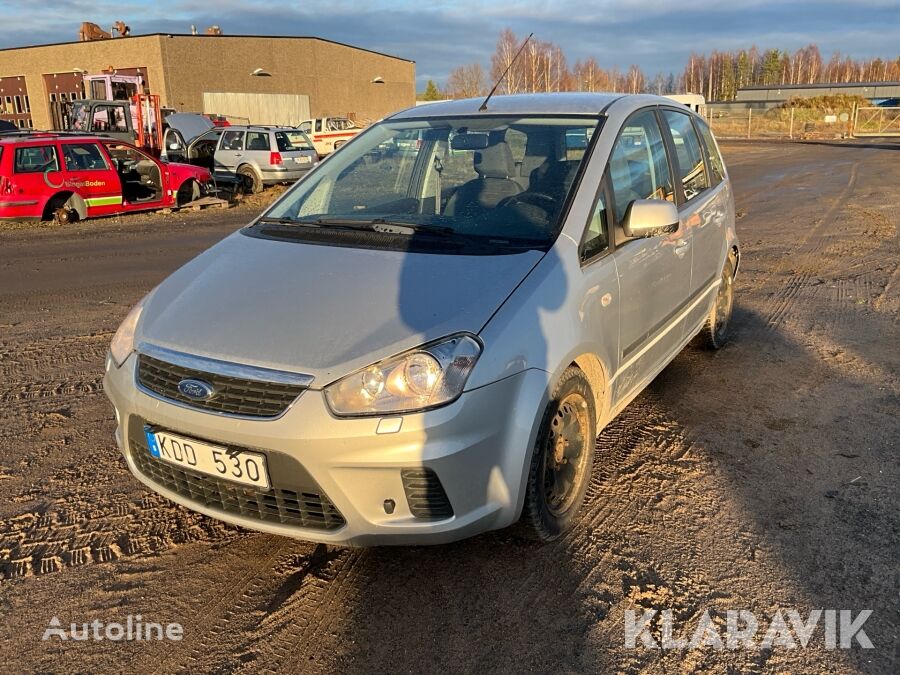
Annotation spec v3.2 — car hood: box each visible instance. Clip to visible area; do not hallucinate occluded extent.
[136,231,544,385]
[165,113,215,143]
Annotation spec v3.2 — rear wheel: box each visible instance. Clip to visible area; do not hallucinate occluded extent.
[695,256,735,350]
[519,366,596,542]
[43,193,80,225]
[237,165,262,194]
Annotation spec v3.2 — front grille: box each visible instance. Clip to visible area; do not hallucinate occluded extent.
[401,468,454,519]
[130,426,345,531]
[137,354,305,418]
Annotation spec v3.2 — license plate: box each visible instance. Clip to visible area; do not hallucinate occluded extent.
[296,156,312,164]
[144,427,270,489]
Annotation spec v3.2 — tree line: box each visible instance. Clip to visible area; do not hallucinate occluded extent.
[425,29,900,101]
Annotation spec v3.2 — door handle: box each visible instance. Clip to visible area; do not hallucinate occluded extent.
[674,239,690,256]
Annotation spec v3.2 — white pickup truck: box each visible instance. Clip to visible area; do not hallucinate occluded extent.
[297,117,363,155]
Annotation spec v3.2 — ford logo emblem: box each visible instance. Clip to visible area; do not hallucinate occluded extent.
[177,378,216,401]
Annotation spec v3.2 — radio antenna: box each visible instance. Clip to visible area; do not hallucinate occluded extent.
[478,32,534,111]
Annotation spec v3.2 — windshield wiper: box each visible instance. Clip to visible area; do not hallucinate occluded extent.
[260,216,459,238]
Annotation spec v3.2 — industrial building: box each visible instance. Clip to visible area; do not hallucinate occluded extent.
[0,33,416,130]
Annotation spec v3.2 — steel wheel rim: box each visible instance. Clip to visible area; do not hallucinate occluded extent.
[542,392,590,516]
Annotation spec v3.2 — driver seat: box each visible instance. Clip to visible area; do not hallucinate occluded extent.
[445,142,521,220]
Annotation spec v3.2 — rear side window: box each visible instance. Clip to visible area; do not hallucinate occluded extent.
[62,143,108,171]
[609,110,675,223]
[221,130,244,151]
[245,132,270,152]
[662,110,709,201]
[14,145,59,173]
[275,131,314,152]
[694,118,725,186]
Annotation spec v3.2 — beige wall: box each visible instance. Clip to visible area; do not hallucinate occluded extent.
[0,36,166,129]
[0,35,415,129]
[159,36,414,123]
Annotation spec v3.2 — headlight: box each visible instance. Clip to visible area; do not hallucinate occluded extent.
[109,299,145,367]
[324,334,482,416]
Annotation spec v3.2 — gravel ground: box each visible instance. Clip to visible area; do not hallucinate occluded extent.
[0,141,897,673]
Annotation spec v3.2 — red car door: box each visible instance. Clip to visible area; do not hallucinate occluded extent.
[58,141,123,217]
[8,142,63,218]
[102,142,171,211]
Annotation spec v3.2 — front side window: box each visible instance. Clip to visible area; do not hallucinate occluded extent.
[91,105,128,133]
[662,109,709,201]
[220,130,244,151]
[62,143,109,171]
[14,145,59,173]
[257,115,603,251]
[609,110,674,223]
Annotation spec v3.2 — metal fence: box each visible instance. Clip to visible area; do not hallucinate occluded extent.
[708,106,857,140]
[853,107,900,136]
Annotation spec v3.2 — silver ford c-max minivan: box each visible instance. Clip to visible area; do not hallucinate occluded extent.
[104,93,739,545]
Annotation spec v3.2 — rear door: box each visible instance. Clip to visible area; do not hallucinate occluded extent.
[215,129,245,176]
[608,108,692,404]
[59,141,122,216]
[660,109,728,332]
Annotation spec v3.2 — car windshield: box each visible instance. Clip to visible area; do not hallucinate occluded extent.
[275,131,314,152]
[258,115,602,248]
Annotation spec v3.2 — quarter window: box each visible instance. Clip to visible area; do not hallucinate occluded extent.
[221,130,244,151]
[581,190,609,261]
[662,110,709,201]
[694,117,725,186]
[62,143,109,171]
[609,110,675,223]
[14,145,59,173]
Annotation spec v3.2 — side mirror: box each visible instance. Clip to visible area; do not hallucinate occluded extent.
[623,199,679,238]
[168,143,181,150]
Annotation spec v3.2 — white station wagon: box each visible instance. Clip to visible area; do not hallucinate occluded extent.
[105,93,739,545]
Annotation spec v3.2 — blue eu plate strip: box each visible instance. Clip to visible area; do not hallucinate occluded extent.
[144,426,161,458]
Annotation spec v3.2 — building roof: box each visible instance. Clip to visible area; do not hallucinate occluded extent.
[0,33,414,64]
[739,81,900,91]
[390,92,633,118]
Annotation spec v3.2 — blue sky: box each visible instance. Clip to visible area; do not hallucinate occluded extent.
[0,1,898,87]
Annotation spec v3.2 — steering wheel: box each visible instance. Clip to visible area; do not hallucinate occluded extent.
[500,192,558,211]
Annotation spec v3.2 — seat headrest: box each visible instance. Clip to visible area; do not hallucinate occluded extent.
[474,142,514,179]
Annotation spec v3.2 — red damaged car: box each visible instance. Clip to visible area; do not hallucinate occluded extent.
[0,132,212,223]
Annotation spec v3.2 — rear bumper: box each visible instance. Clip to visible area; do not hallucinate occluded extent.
[260,167,312,183]
[0,199,42,219]
[103,351,550,546]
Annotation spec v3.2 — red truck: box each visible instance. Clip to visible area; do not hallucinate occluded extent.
[0,132,211,223]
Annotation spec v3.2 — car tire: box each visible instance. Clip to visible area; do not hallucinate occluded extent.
[176,179,200,207]
[695,255,736,350]
[238,165,262,194]
[519,366,596,542]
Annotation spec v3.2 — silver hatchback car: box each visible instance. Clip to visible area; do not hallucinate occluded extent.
[105,94,739,546]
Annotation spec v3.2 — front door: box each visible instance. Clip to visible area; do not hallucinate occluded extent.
[661,110,730,332]
[607,108,692,405]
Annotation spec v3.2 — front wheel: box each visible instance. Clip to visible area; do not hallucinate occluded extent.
[695,256,735,350]
[519,366,596,542]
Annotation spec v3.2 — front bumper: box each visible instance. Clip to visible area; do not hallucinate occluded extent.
[103,353,548,546]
